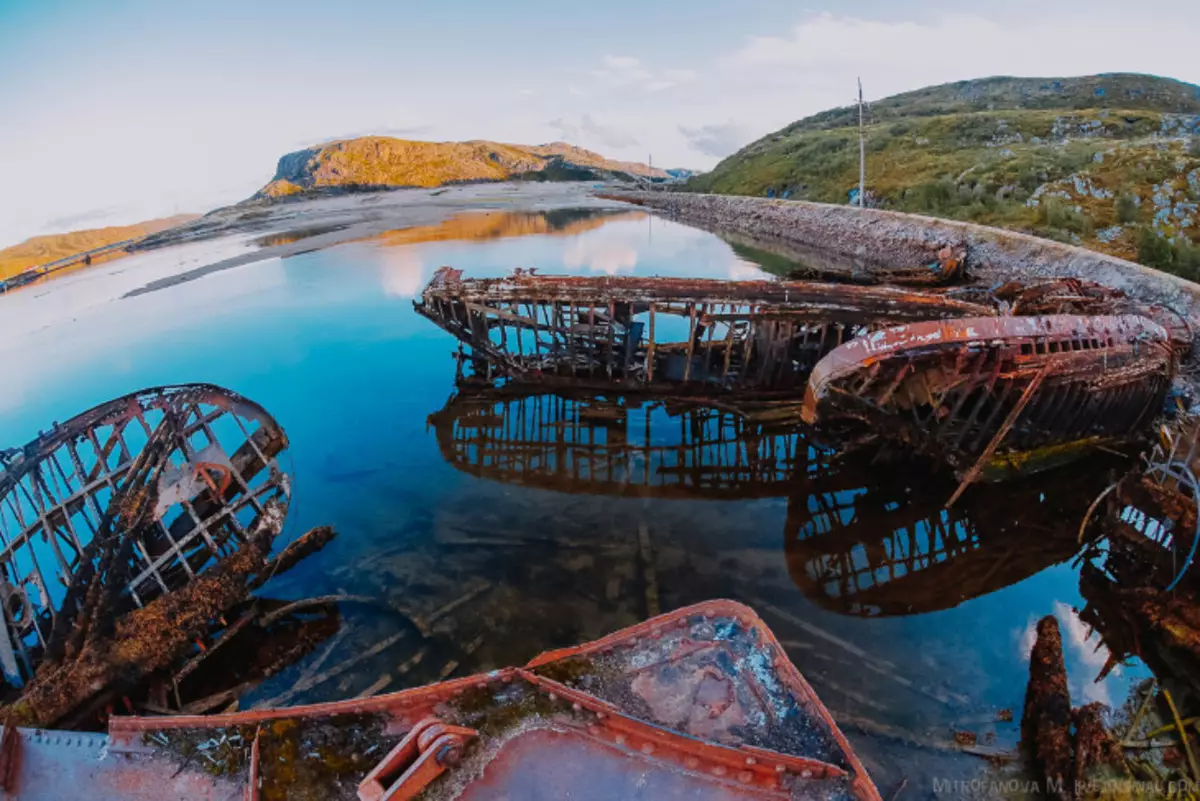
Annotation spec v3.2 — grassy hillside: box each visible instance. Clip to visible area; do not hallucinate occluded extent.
[256,137,667,200]
[0,214,197,281]
[688,74,1200,278]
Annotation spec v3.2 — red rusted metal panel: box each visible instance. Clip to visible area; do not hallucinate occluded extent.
[801,314,1175,482]
[6,601,880,800]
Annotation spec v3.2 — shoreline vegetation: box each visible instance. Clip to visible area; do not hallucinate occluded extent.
[684,73,1200,281]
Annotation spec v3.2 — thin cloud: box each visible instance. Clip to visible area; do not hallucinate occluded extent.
[678,121,751,159]
[725,12,1200,87]
[549,114,640,150]
[590,55,697,93]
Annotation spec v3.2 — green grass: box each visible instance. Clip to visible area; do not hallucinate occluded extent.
[688,73,1200,267]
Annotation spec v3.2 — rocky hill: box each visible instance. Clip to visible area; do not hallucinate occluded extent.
[255,137,668,200]
[688,74,1200,279]
[0,214,197,281]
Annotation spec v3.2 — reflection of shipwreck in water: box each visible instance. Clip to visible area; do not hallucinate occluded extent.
[784,470,1107,617]
[429,383,833,500]
[415,267,991,396]
[0,385,339,730]
[1078,412,1200,701]
[429,377,1109,619]
[418,269,1188,489]
[803,314,1176,493]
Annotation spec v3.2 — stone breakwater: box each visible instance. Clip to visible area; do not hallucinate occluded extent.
[613,191,1200,323]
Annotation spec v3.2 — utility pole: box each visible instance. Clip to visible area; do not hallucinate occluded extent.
[857,77,866,208]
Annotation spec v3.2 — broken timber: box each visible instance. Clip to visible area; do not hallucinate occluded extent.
[801,314,1176,482]
[414,267,993,396]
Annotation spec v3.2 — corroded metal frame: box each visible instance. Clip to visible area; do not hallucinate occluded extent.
[0,384,289,683]
[414,267,992,396]
[802,315,1175,482]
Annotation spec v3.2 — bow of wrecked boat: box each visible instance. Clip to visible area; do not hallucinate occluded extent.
[2,602,881,800]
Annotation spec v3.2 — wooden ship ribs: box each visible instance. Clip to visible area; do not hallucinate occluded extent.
[418,269,1185,485]
[414,267,992,396]
[801,314,1177,488]
[0,384,291,685]
[1077,412,1200,700]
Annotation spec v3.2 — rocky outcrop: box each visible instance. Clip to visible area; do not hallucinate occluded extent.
[253,137,667,200]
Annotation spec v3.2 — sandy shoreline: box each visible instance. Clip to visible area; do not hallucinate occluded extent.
[120,183,629,297]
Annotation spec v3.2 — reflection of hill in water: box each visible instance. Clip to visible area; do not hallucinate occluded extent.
[429,382,1110,616]
[370,208,645,249]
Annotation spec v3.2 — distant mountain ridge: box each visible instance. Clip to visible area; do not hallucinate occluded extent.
[688,73,1200,277]
[0,215,197,281]
[255,137,669,200]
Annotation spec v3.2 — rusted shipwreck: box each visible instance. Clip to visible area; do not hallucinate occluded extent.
[417,269,1187,490]
[0,384,343,732]
[415,267,992,396]
[0,600,882,800]
[1078,411,1200,701]
[802,314,1177,495]
[0,384,291,685]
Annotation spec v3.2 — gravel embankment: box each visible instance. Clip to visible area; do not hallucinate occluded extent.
[613,191,1200,322]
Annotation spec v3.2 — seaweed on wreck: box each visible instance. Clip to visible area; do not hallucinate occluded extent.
[2,507,282,728]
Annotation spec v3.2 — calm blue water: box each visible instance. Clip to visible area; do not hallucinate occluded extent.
[0,207,1148,791]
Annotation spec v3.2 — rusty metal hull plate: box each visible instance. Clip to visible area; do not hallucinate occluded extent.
[7,601,880,800]
[0,728,242,800]
[801,314,1174,475]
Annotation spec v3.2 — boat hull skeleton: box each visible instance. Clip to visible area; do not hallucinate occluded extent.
[0,600,882,801]
[415,267,994,396]
[801,314,1176,496]
[0,384,290,685]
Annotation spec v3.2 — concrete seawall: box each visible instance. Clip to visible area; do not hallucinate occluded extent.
[612,191,1200,325]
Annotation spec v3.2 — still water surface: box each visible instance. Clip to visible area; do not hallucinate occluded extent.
[0,207,1148,792]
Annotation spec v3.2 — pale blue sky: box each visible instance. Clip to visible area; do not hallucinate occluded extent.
[2,0,1199,247]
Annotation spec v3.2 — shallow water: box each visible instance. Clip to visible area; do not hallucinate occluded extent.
[0,206,1149,796]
